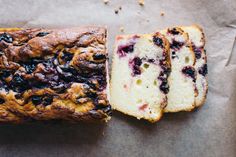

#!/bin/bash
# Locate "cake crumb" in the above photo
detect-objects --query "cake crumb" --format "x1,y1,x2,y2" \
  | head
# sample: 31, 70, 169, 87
114, 9, 119, 14
160, 12, 165, 16
103, 0, 109, 4
120, 27, 124, 32
138, 0, 145, 6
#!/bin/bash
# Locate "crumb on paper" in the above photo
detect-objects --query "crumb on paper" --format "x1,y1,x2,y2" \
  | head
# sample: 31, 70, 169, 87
103, 0, 109, 4
114, 9, 119, 14
120, 27, 124, 32
138, 0, 145, 6
160, 12, 165, 16
119, 6, 122, 10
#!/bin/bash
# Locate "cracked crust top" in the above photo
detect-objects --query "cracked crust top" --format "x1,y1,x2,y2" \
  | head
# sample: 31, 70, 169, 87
0, 27, 111, 123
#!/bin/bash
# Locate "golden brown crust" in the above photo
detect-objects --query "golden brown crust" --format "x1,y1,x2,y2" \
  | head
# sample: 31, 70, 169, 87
0, 27, 111, 123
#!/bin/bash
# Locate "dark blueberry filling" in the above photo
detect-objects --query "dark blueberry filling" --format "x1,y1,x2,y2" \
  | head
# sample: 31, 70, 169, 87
182, 66, 196, 82
117, 44, 134, 57
0, 80, 9, 91
93, 53, 106, 60
43, 95, 53, 106
153, 36, 163, 48
163, 67, 171, 77
0, 98, 5, 104
148, 59, 155, 63
129, 57, 142, 76
158, 67, 171, 94
133, 57, 142, 66
171, 51, 177, 59
31, 95, 42, 105
10, 74, 29, 93
0, 70, 11, 78
170, 40, 184, 50
36, 32, 50, 37
31, 95, 53, 106
100, 105, 112, 115
159, 82, 169, 94
24, 64, 36, 74
61, 51, 74, 62
94, 103, 111, 112
86, 91, 97, 100
20, 58, 44, 74
198, 64, 207, 76
15, 93, 22, 99
0, 33, 13, 43
0, 52, 106, 107
168, 28, 180, 35
133, 67, 141, 75
193, 46, 202, 59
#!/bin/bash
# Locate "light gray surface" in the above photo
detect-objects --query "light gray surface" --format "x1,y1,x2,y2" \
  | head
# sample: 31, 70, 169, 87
0, 0, 236, 157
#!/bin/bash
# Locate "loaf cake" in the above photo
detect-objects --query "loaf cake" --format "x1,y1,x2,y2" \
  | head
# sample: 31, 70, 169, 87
161, 27, 197, 112
110, 33, 171, 122
181, 25, 208, 107
0, 27, 111, 123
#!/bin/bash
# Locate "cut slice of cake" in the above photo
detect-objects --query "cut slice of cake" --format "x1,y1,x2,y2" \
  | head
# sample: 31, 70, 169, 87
181, 25, 208, 107
161, 27, 197, 112
110, 33, 171, 122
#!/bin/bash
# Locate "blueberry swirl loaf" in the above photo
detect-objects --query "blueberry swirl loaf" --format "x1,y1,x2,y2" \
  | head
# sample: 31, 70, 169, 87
110, 33, 171, 122
0, 27, 111, 123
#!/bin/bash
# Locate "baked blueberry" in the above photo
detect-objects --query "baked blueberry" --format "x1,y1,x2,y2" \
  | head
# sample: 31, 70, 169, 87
0, 98, 5, 104
153, 36, 163, 48
61, 51, 74, 62
10, 74, 28, 92
31, 95, 42, 105
36, 32, 49, 37
93, 53, 106, 60
170, 40, 184, 50
117, 44, 134, 57
160, 82, 169, 94
129, 57, 142, 76
0, 33, 13, 43
182, 66, 196, 81
198, 64, 208, 76
193, 46, 202, 59
168, 28, 180, 35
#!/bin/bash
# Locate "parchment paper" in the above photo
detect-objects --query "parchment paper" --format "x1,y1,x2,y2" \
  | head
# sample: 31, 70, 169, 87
0, 0, 235, 157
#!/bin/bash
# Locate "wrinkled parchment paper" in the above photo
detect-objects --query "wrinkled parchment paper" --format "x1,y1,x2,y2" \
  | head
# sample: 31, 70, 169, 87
0, 0, 235, 157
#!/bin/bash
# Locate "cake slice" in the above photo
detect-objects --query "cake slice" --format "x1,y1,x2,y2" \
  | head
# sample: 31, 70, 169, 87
181, 25, 208, 107
160, 27, 197, 112
0, 27, 111, 123
110, 33, 171, 122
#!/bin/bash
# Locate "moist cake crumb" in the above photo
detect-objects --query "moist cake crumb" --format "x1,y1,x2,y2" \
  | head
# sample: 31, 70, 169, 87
103, 0, 109, 4
138, 0, 145, 6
